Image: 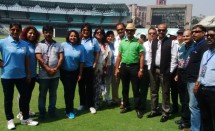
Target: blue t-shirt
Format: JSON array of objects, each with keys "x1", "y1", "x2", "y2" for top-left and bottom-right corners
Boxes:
[
  {"x1": 0, "y1": 36, "x2": 30, "y2": 79},
  {"x1": 61, "y1": 42, "x2": 86, "y2": 71},
  {"x1": 81, "y1": 37, "x2": 100, "y2": 67},
  {"x1": 27, "y1": 42, "x2": 37, "y2": 77}
]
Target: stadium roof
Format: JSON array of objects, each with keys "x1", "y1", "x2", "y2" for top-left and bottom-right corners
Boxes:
[
  {"x1": 198, "y1": 16, "x2": 215, "y2": 28},
  {"x1": 0, "y1": 0, "x2": 129, "y2": 12}
]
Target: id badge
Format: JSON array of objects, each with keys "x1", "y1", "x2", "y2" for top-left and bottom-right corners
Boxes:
[{"x1": 200, "y1": 65, "x2": 207, "y2": 77}]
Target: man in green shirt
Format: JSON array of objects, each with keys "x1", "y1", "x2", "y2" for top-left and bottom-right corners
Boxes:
[{"x1": 115, "y1": 23, "x2": 144, "y2": 118}]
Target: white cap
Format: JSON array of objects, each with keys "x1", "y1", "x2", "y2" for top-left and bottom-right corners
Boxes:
[{"x1": 168, "y1": 31, "x2": 177, "y2": 36}]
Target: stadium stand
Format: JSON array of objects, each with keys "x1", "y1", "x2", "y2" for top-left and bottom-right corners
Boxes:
[{"x1": 0, "y1": 0, "x2": 131, "y2": 37}]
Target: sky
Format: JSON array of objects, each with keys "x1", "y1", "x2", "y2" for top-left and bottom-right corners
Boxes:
[{"x1": 38, "y1": 0, "x2": 215, "y2": 16}]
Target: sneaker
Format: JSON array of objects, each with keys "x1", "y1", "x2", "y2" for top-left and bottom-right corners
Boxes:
[
  {"x1": 77, "y1": 105, "x2": 85, "y2": 111},
  {"x1": 21, "y1": 118, "x2": 39, "y2": 126},
  {"x1": 16, "y1": 112, "x2": 23, "y2": 120},
  {"x1": 89, "y1": 107, "x2": 96, "y2": 114},
  {"x1": 67, "y1": 112, "x2": 75, "y2": 119},
  {"x1": 29, "y1": 111, "x2": 36, "y2": 116},
  {"x1": 7, "y1": 119, "x2": 15, "y2": 130}
]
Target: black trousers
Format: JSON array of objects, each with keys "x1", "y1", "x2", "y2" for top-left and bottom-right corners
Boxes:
[
  {"x1": 60, "y1": 69, "x2": 79, "y2": 114},
  {"x1": 1, "y1": 78, "x2": 30, "y2": 120},
  {"x1": 177, "y1": 69, "x2": 190, "y2": 125},
  {"x1": 78, "y1": 67, "x2": 94, "y2": 108},
  {"x1": 170, "y1": 69, "x2": 178, "y2": 111},
  {"x1": 120, "y1": 63, "x2": 142, "y2": 110},
  {"x1": 18, "y1": 77, "x2": 36, "y2": 112},
  {"x1": 197, "y1": 85, "x2": 215, "y2": 131},
  {"x1": 140, "y1": 65, "x2": 150, "y2": 110}
]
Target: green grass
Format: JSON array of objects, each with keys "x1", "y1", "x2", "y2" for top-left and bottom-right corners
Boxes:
[{"x1": 0, "y1": 35, "x2": 181, "y2": 131}]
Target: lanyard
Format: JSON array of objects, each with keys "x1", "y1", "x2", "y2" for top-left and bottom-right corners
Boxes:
[
  {"x1": 190, "y1": 39, "x2": 205, "y2": 53},
  {"x1": 45, "y1": 41, "x2": 51, "y2": 55},
  {"x1": 204, "y1": 51, "x2": 215, "y2": 65}
]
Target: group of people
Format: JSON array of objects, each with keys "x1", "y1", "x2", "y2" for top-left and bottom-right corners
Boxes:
[{"x1": 0, "y1": 22, "x2": 214, "y2": 131}]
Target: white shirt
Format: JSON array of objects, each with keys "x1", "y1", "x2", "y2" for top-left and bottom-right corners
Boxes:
[
  {"x1": 143, "y1": 40, "x2": 152, "y2": 70},
  {"x1": 149, "y1": 38, "x2": 178, "y2": 73},
  {"x1": 155, "y1": 40, "x2": 162, "y2": 67},
  {"x1": 113, "y1": 35, "x2": 126, "y2": 65}
]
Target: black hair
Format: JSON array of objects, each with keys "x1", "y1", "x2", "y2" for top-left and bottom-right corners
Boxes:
[
  {"x1": 80, "y1": 23, "x2": 92, "y2": 40},
  {"x1": 9, "y1": 23, "x2": 22, "y2": 29},
  {"x1": 192, "y1": 25, "x2": 206, "y2": 32},
  {"x1": 66, "y1": 30, "x2": 80, "y2": 44},
  {"x1": 42, "y1": 25, "x2": 54, "y2": 33},
  {"x1": 93, "y1": 27, "x2": 106, "y2": 44}
]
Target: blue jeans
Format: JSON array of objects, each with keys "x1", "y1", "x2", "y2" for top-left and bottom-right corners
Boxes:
[
  {"x1": 38, "y1": 78, "x2": 59, "y2": 115},
  {"x1": 187, "y1": 82, "x2": 200, "y2": 131}
]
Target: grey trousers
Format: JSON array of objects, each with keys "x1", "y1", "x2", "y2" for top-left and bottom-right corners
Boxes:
[{"x1": 149, "y1": 68, "x2": 171, "y2": 116}]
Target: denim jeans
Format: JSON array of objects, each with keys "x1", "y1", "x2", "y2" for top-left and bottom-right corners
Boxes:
[
  {"x1": 38, "y1": 78, "x2": 59, "y2": 115},
  {"x1": 187, "y1": 82, "x2": 200, "y2": 131}
]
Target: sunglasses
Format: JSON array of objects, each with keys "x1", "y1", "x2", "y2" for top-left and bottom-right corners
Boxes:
[
  {"x1": 96, "y1": 32, "x2": 103, "y2": 34},
  {"x1": 191, "y1": 30, "x2": 202, "y2": 34},
  {"x1": 82, "y1": 29, "x2": 89, "y2": 32},
  {"x1": 157, "y1": 29, "x2": 166, "y2": 32},
  {"x1": 126, "y1": 29, "x2": 135, "y2": 32},
  {"x1": 149, "y1": 32, "x2": 156, "y2": 35},
  {"x1": 206, "y1": 34, "x2": 215, "y2": 38},
  {"x1": 117, "y1": 28, "x2": 124, "y2": 32}
]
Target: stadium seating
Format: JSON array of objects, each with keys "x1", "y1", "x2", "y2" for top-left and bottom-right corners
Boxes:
[
  {"x1": 69, "y1": 15, "x2": 84, "y2": 23},
  {"x1": 49, "y1": 14, "x2": 67, "y2": 23},
  {"x1": 102, "y1": 17, "x2": 120, "y2": 25},
  {"x1": 29, "y1": 13, "x2": 49, "y2": 22},
  {"x1": 85, "y1": 16, "x2": 102, "y2": 24}
]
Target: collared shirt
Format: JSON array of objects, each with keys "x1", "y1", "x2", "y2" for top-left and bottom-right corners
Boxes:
[
  {"x1": 198, "y1": 49, "x2": 215, "y2": 86},
  {"x1": 119, "y1": 37, "x2": 144, "y2": 64},
  {"x1": 81, "y1": 37, "x2": 100, "y2": 67},
  {"x1": 149, "y1": 37, "x2": 178, "y2": 73},
  {"x1": 0, "y1": 36, "x2": 30, "y2": 79},
  {"x1": 61, "y1": 42, "x2": 85, "y2": 71},
  {"x1": 155, "y1": 39, "x2": 162, "y2": 67},
  {"x1": 113, "y1": 35, "x2": 126, "y2": 64},
  {"x1": 35, "y1": 40, "x2": 63, "y2": 79},
  {"x1": 177, "y1": 42, "x2": 195, "y2": 69},
  {"x1": 143, "y1": 40, "x2": 152, "y2": 70},
  {"x1": 27, "y1": 42, "x2": 37, "y2": 77}
]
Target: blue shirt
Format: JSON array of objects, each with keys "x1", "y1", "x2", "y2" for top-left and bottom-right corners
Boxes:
[
  {"x1": 81, "y1": 37, "x2": 100, "y2": 67},
  {"x1": 27, "y1": 42, "x2": 37, "y2": 77},
  {"x1": 61, "y1": 42, "x2": 86, "y2": 71},
  {"x1": 0, "y1": 36, "x2": 30, "y2": 79},
  {"x1": 199, "y1": 49, "x2": 215, "y2": 86},
  {"x1": 108, "y1": 42, "x2": 115, "y2": 65}
]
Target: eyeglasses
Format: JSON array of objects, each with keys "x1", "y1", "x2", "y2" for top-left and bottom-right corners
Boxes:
[
  {"x1": 206, "y1": 34, "x2": 215, "y2": 38},
  {"x1": 117, "y1": 28, "x2": 124, "y2": 32},
  {"x1": 157, "y1": 29, "x2": 166, "y2": 32},
  {"x1": 126, "y1": 29, "x2": 135, "y2": 32},
  {"x1": 191, "y1": 30, "x2": 202, "y2": 34}
]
